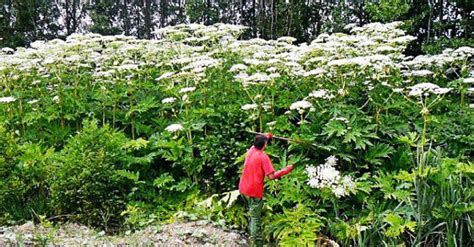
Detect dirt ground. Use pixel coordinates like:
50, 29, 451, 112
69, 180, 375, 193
0, 220, 248, 246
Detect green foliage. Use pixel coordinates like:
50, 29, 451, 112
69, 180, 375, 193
383, 212, 416, 237
265, 204, 323, 246
0, 125, 53, 224
422, 37, 474, 55
49, 120, 144, 229
365, 0, 410, 23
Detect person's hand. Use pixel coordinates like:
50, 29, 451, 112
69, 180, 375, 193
286, 164, 294, 172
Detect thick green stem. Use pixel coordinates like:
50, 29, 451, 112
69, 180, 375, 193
112, 102, 116, 129
188, 129, 193, 145
129, 94, 135, 139
421, 114, 428, 146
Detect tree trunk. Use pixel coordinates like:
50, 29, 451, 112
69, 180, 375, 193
427, 0, 433, 42
144, 0, 151, 38
287, 1, 292, 36
123, 0, 130, 35
160, 0, 166, 28
65, 0, 71, 35
72, 0, 78, 33
252, 0, 256, 36
270, 0, 274, 39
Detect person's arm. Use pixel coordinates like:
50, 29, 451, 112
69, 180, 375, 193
267, 165, 294, 180
261, 153, 294, 180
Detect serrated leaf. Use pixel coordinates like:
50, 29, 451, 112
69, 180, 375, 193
365, 143, 394, 165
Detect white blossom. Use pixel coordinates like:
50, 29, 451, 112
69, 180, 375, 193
156, 72, 175, 81
266, 121, 276, 126
290, 100, 312, 111
113, 64, 139, 71
337, 88, 348, 96
248, 72, 271, 82
308, 89, 334, 99
266, 67, 277, 73
304, 68, 326, 77
182, 94, 189, 103
165, 123, 184, 132
305, 156, 355, 198
269, 73, 281, 79
463, 78, 474, 83
234, 72, 249, 81
410, 69, 434, 77
162, 97, 176, 104
241, 103, 258, 111
179, 87, 196, 94
0, 96, 16, 103
277, 36, 297, 43
407, 83, 452, 97
325, 155, 338, 167
229, 64, 247, 72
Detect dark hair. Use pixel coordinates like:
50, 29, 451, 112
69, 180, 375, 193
254, 135, 268, 150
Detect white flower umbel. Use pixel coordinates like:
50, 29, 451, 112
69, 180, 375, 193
463, 78, 474, 83
303, 68, 326, 77
289, 100, 314, 124
229, 64, 247, 72
162, 97, 176, 104
0, 96, 16, 103
305, 156, 355, 198
156, 72, 175, 81
165, 123, 184, 133
179, 87, 196, 94
407, 83, 452, 97
409, 69, 434, 77
325, 155, 338, 167
266, 121, 276, 126
289, 100, 312, 112
241, 72, 272, 87
241, 103, 258, 111
308, 89, 335, 99
52, 95, 60, 103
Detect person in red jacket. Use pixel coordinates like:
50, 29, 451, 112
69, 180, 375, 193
239, 133, 294, 247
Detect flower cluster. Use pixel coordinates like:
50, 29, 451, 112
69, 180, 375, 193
162, 97, 176, 104
241, 103, 258, 111
0, 96, 16, 103
308, 89, 335, 99
165, 123, 184, 133
305, 156, 356, 198
289, 100, 313, 114
406, 83, 452, 97
179, 87, 196, 94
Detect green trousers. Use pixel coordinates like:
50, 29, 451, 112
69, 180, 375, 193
248, 197, 264, 247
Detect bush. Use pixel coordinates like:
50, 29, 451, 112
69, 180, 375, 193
0, 126, 52, 224
49, 120, 141, 230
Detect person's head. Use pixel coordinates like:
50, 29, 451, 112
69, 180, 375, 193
254, 135, 269, 150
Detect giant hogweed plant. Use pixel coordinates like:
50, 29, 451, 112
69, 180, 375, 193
0, 22, 473, 245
